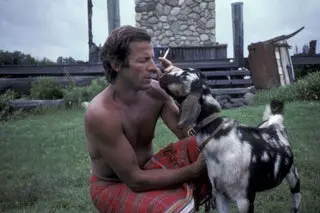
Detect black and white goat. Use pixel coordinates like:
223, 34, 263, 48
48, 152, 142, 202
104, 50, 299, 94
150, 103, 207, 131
159, 68, 301, 213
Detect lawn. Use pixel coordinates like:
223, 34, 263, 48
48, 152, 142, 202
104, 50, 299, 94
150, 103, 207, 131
1, 101, 320, 212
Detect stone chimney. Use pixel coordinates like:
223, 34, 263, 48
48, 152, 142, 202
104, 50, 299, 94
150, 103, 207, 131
135, 0, 216, 47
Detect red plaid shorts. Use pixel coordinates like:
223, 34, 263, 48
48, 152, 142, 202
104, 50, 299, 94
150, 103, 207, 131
89, 136, 211, 213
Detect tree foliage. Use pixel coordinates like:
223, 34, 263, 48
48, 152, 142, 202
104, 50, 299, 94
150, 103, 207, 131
0, 50, 86, 65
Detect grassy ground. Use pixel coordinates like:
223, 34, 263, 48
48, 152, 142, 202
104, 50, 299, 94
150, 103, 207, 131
1, 101, 320, 212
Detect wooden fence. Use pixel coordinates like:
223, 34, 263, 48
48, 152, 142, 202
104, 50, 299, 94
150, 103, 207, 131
1, 54, 319, 97
201, 68, 253, 97
0, 43, 240, 96
154, 45, 228, 62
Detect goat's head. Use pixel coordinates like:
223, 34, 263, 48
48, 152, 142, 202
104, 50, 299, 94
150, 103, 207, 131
159, 68, 221, 129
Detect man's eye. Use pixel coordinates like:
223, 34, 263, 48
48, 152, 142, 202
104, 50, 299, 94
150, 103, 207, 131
139, 58, 151, 63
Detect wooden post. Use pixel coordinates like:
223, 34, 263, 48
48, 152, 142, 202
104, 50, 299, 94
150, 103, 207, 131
87, 0, 93, 62
107, 0, 120, 34
309, 40, 317, 56
232, 2, 244, 67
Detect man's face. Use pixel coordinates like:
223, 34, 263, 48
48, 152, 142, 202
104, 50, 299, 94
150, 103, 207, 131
119, 41, 156, 90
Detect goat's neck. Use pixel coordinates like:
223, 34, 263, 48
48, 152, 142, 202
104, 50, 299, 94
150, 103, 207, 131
196, 96, 223, 134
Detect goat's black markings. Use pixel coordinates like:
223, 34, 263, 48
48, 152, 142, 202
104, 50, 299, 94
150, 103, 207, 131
158, 68, 301, 213
290, 179, 301, 194
244, 130, 293, 192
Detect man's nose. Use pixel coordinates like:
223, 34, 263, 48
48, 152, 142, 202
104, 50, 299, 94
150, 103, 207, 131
148, 60, 157, 72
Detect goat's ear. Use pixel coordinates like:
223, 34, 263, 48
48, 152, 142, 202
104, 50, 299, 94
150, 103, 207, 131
190, 79, 203, 95
177, 94, 201, 128
197, 71, 207, 80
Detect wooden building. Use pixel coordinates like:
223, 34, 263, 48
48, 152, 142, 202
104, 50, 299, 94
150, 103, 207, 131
247, 27, 304, 89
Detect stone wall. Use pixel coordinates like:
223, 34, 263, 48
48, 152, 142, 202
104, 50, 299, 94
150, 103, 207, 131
135, 0, 216, 47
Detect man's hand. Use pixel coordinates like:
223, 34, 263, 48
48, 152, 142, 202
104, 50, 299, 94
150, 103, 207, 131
192, 153, 207, 176
158, 57, 172, 70
158, 57, 184, 73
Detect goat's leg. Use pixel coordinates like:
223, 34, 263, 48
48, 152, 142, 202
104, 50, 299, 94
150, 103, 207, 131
211, 188, 216, 210
285, 164, 301, 213
208, 177, 216, 210
235, 198, 249, 213
235, 192, 255, 213
215, 192, 230, 213
206, 170, 217, 210
247, 192, 256, 213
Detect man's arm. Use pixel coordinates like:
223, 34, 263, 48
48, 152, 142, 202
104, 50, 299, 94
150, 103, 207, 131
85, 107, 201, 193
150, 81, 190, 139
156, 57, 193, 139
160, 95, 191, 139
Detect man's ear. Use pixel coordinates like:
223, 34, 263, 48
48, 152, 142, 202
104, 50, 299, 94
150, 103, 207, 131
111, 63, 120, 72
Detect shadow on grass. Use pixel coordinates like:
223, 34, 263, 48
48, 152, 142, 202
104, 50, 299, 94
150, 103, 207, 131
0, 179, 42, 211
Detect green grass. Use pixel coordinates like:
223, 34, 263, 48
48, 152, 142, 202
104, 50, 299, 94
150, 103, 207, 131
1, 101, 320, 212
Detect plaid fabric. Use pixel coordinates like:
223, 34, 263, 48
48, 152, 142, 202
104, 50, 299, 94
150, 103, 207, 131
89, 136, 212, 213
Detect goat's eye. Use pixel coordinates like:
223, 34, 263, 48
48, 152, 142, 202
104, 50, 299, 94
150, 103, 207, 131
174, 90, 187, 97
177, 90, 184, 96
168, 83, 186, 97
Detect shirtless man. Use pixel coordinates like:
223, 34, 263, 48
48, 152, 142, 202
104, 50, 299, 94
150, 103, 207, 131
84, 25, 210, 213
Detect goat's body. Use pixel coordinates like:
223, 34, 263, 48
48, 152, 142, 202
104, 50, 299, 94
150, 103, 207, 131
198, 112, 301, 213
158, 68, 301, 213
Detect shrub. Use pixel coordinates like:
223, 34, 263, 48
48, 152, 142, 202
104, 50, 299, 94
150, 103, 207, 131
251, 71, 320, 105
63, 77, 107, 107
63, 87, 88, 108
294, 64, 320, 79
0, 89, 18, 120
85, 77, 108, 100
30, 77, 63, 100
250, 85, 298, 105
295, 70, 320, 100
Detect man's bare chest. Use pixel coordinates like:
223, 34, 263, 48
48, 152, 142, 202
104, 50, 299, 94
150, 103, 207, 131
121, 100, 163, 147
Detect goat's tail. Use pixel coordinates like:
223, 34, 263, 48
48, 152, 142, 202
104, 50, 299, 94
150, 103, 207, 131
262, 99, 284, 121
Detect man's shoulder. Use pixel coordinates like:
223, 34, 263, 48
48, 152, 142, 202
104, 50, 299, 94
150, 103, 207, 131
85, 93, 120, 129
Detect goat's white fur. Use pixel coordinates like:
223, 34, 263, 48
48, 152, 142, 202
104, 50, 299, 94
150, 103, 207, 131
198, 103, 300, 213
159, 69, 301, 213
